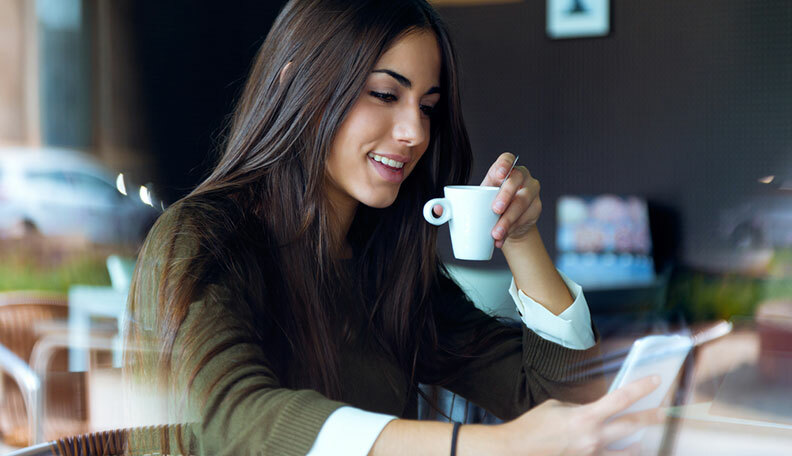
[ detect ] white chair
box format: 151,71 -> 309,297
67,255 -> 135,372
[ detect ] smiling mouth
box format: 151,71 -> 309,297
367,152 -> 405,169
367,152 -> 408,184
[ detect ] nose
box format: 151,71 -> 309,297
392,107 -> 427,147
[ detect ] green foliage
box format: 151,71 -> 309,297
0,238 -> 114,292
667,249 -> 792,322
768,248 -> 792,278
761,276 -> 792,302
668,272 -> 747,321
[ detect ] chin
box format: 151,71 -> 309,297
360,190 -> 399,209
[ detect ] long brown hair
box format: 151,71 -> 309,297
126,0 -> 486,404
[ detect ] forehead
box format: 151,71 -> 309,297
375,30 -> 442,87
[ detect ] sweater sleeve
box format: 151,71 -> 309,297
168,294 -> 347,456
418,269 -> 606,421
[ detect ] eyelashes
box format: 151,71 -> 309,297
369,91 -> 397,102
369,91 -> 435,116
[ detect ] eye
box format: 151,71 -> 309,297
371,91 -> 435,117
370,91 -> 397,102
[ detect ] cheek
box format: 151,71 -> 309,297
326,105 -> 382,181
343,103 -> 388,143
329,111 -> 367,159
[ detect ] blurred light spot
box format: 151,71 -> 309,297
116,173 -> 127,196
758,175 -> 775,184
139,185 -> 153,207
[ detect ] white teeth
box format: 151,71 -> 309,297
367,152 -> 405,169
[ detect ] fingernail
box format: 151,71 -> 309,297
497,167 -> 507,177
493,226 -> 505,239
494,200 -> 506,213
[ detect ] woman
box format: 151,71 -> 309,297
126,0 -> 660,454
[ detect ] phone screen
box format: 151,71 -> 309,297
607,334 -> 693,449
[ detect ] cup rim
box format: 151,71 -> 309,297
445,185 -> 499,191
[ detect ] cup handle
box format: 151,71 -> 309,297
423,198 -> 451,225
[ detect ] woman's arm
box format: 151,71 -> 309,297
421,269 -> 603,420
146,294 -> 347,455
502,226 -> 573,316
483,152 -> 575,316
369,376 -> 662,456
508,265 -> 595,349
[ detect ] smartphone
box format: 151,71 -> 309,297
607,333 -> 694,449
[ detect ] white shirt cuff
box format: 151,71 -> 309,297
307,406 -> 396,456
508,270 -> 595,350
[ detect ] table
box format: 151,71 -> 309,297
660,318 -> 792,455
67,285 -> 127,372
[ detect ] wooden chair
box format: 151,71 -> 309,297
0,292 -> 89,446
6,424 -> 195,456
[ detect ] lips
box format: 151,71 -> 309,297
368,153 -> 406,183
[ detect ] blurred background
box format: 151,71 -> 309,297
0,0 -> 790,454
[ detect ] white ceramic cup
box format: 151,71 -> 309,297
423,185 -> 500,261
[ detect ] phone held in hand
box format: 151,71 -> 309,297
607,334 -> 694,450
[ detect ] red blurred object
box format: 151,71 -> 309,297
756,300 -> 792,384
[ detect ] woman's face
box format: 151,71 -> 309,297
325,29 -> 442,212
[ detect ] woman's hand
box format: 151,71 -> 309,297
480,152 -> 541,249
370,378 -> 661,456
467,376 -> 663,456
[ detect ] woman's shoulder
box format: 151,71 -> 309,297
139,194 -> 274,295
136,196 -> 237,287
144,194 -> 241,257
141,200 -> 201,261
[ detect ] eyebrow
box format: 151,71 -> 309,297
372,68 -> 441,95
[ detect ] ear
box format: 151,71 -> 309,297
278,61 -> 293,85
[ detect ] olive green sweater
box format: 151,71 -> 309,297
127,208 -> 603,456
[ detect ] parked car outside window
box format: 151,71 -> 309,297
0,147 -> 160,245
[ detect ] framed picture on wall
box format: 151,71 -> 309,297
547,0 -> 610,39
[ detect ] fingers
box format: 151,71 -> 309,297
480,152 -> 544,248
601,407 -> 665,443
432,204 -> 444,217
492,188 -> 541,247
491,172 -> 539,246
492,165 -> 532,215
586,376 -> 661,420
480,152 -> 517,187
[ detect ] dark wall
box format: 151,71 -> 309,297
437,0 -> 792,267
128,0 -> 288,201
130,0 -> 792,269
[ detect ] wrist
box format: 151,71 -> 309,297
502,225 -> 540,256
457,423 -> 511,456
501,223 -> 573,315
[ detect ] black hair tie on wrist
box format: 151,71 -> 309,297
450,421 -> 462,456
